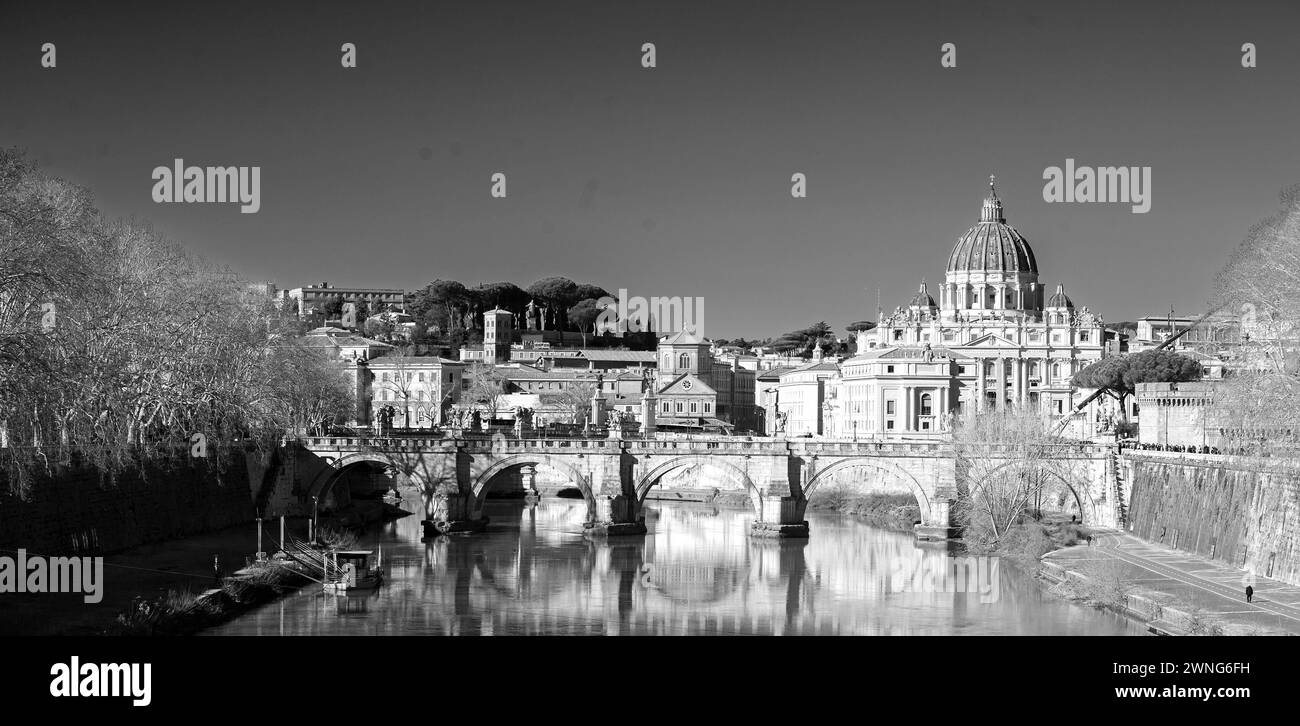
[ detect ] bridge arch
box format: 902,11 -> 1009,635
965,459 -> 1098,524
802,457 -> 934,524
635,455 -> 761,516
306,451 -> 404,502
470,454 -> 594,508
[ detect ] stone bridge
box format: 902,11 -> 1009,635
297,434 -> 1119,540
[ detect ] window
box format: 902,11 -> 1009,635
893,330 -> 903,341
886,365 -> 895,373
663,402 -> 670,413
886,420 -> 895,430
958,366 -> 967,374
1055,400 -> 1063,414
678,353 -> 690,369
920,393 -> 932,416
690,402 -> 697,413
1079,331 -> 1090,342
704,402 -> 711,413
886,401 -> 896,414
1052,362 -> 1061,379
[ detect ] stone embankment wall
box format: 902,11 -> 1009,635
0,448 -> 280,556
1124,450 -> 1300,587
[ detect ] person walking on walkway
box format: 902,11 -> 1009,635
1246,585 -> 1254,603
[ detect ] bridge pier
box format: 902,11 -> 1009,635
750,457 -> 809,538
584,494 -> 647,537
914,487 -> 960,541
585,462 -> 646,537
421,487 -> 488,539
750,496 -> 810,538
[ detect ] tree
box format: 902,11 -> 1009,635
1215,184 -> 1300,373
546,381 -> 596,426
769,322 -> 836,356
573,283 -> 610,303
363,316 -> 395,341
352,299 -> 370,325
409,279 -> 469,339
261,337 -> 356,436
0,148 -> 355,494
473,281 -> 530,317
951,405 -> 1077,548
459,364 -> 509,419
526,277 -> 580,338
321,294 -> 345,319
567,298 -> 603,346
1210,186 -> 1300,453
1072,350 -> 1202,421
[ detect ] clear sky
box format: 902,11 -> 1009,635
3,0 -> 1298,338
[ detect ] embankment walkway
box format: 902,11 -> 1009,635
1043,531 -> 1300,636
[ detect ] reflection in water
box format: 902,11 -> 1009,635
210,500 -> 1141,636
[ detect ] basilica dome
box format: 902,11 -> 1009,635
945,181 -> 1038,276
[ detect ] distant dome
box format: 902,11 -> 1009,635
909,280 -> 936,308
946,180 -> 1038,276
1047,284 -> 1074,308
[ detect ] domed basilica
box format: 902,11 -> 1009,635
825,178 -> 1107,437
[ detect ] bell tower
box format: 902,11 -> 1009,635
483,308 -> 514,364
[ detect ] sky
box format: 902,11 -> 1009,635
2,0 -> 1299,338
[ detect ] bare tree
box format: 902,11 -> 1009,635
0,148 -> 355,494
459,363 -> 508,420
1208,186 -> 1300,454
951,404 -> 1072,547
546,381 -> 597,425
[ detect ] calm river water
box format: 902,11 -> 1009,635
210,499 -> 1142,636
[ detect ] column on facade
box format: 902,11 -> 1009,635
902,386 -> 912,431
1041,356 -> 1050,409
976,357 -> 986,412
995,356 -> 1005,409
1012,358 -> 1022,406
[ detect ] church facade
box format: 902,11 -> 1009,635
825,180 -> 1108,437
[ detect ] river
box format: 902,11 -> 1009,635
209,498 -> 1143,636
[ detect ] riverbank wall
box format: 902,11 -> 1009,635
1122,450 -> 1300,588
0,448 -> 281,557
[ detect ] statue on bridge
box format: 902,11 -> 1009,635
469,408 -> 483,432
513,406 -> 534,435
376,405 -> 396,435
